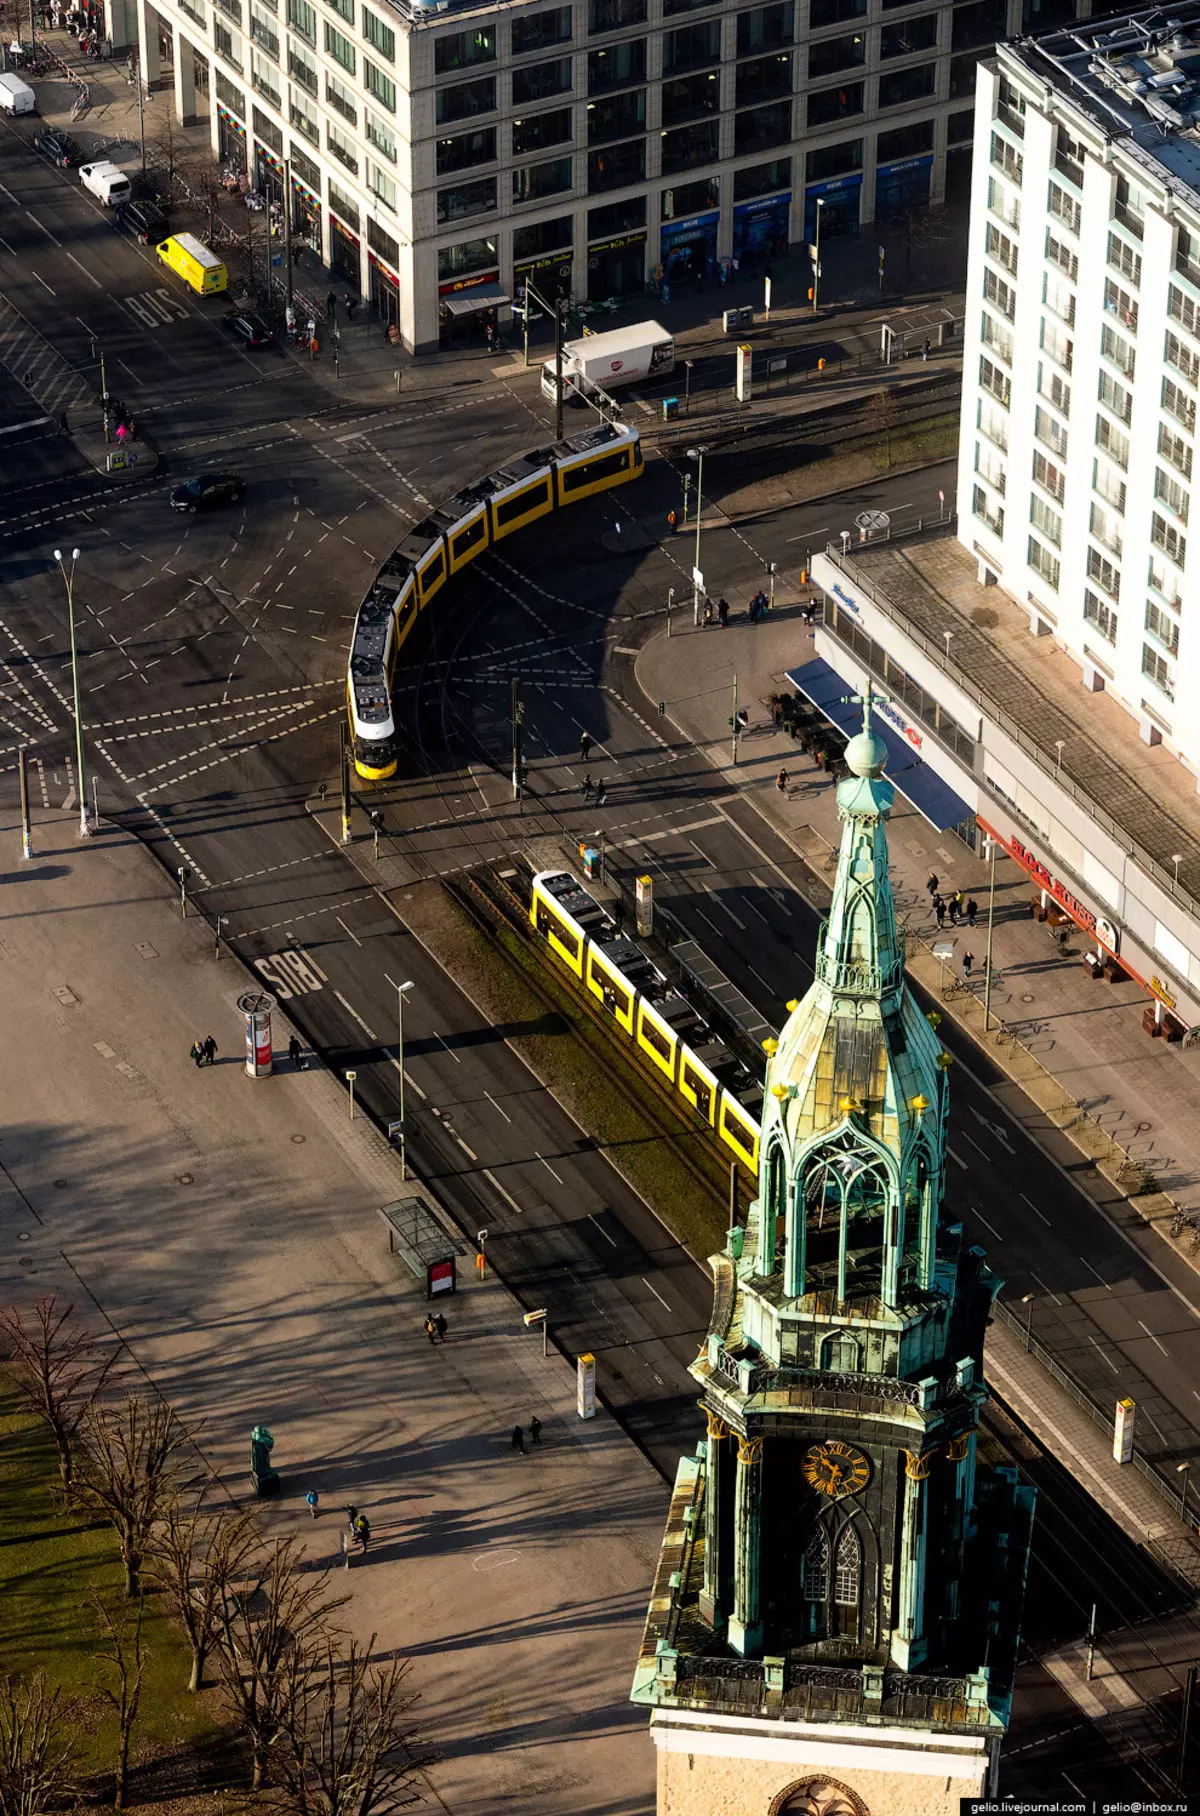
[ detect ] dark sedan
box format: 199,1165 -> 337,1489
169,473 -> 246,514
33,127 -> 83,168
224,311 -> 276,348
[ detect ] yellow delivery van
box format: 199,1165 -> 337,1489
156,232 -> 228,296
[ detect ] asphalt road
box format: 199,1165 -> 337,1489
0,120 -> 1194,1796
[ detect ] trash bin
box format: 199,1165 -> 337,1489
662,396 -> 679,420
723,306 -> 754,333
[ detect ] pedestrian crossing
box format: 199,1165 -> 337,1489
0,297 -> 95,426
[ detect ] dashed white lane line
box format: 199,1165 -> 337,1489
534,1150 -> 563,1184
1135,1318 -> 1170,1356
333,988 -> 378,1041
588,1212 -> 619,1247
641,1277 -> 673,1313
484,1091 -> 511,1123
335,916 -> 362,947
482,1167 -> 526,1217
433,1030 -> 461,1065
235,892 -> 375,940
1021,1189 -> 1052,1227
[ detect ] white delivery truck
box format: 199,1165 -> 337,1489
0,72 -> 37,114
541,320 -> 674,407
79,160 -> 133,206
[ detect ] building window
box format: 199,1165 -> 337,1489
589,195 -> 646,235
587,137 -> 645,190
512,5 -> 572,53
1029,537 -> 1060,591
214,23 -> 242,71
289,143 -> 319,189
1089,500 -> 1122,557
1086,545 -> 1120,599
327,179 -> 359,229
662,176 -> 719,216
1094,458 -> 1126,515
1104,276 -> 1138,333
1113,173 -> 1144,239
360,4 -> 393,59
288,42 -> 316,91
1152,512 -> 1187,570
947,104 -> 974,142
802,1528 -> 830,1601
982,311 -> 1012,364
1158,423 -> 1194,483
663,21 -> 720,71
809,0 -> 865,23
1177,224 -> 1200,288
1032,449 -> 1064,503
661,70 -> 721,123
437,176 -> 496,222
326,0 -> 353,21
436,76 -> 496,124
1099,369 -> 1132,425
662,120 -> 719,172
250,4 -> 278,59
990,130 -> 1022,185
434,26 -> 495,75
878,118 -> 933,161
513,57 -> 573,102
980,355 -> 1010,408
1165,329 -> 1200,389
877,60 -> 935,107
1034,405 -> 1067,459
1096,413 -> 1129,470
364,57 -> 395,111
288,88 -> 317,139
512,155 -> 573,203
367,217 -> 398,263
1045,230 -> 1077,283
1030,493 -> 1061,547
1047,180 -> 1080,235
437,128 -> 497,175
1107,231 -> 1141,288
1142,643 -> 1175,699
736,50 -> 792,105
518,106 -> 574,152
324,20 -> 354,70
589,0 -> 646,31
1101,323 -> 1135,379
881,11 -> 937,55
808,29 -> 864,76
834,1526 -> 861,1605
1146,600 -> 1180,657
734,100 -> 792,153
325,69 -> 356,124
738,0 -> 793,54
1156,466 -> 1190,523
978,399 -> 1008,452
325,120 -> 358,173
808,82 -> 863,125
975,440 -> 1005,495
734,156 -> 790,201
251,52 -> 280,107
973,484 -> 1004,536
588,37 -> 647,89
437,236 -> 497,281
286,0 -> 314,40
1039,364 -> 1070,416
366,107 -> 395,159
1054,124 -> 1084,187
367,161 -> 395,209
983,268 -> 1015,322
514,214 -> 573,257
1163,376 -> 1197,434
806,139 -> 861,181
1084,590 -> 1118,645
820,1332 -> 861,1370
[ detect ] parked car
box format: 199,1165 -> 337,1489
79,160 -> 132,206
223,310 -> 276,348
120,198 -> 170,244
169,473 -> 247,514
33,126 -> 82,166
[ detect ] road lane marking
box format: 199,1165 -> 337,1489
66,250 -> 102,289
1079,1256 -> 1111,1290
1030,1271 -> 1061,1304
947,1147 -> 967,1168
961,1131 -> 987,1157
1136,1318 -> 1170,1356
484,1091 -> 512,1122
1088,1333 -> 1120,1373
971,1205 -> 1004,1242
332,989 -> 378,1040
335,915 -> 362,946
1021,1190 -> 1051,1226
641,1277 -> 672,1312
433,1029 -> 461,1064
456,1135 -> 478,1161
25,209 -> 61,247
588,1213 -> 618,1247
482,1167 -> 525,1215
534,1150 -> 563,1184
30,270 -> 55,294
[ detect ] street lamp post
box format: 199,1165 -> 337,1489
983,836 -> 998,1034
1178,1459 -> 1191,1524
1021,1291 -> 1035,1350
53,548 -> 90,838
687,445 -> 706,626
394,978 -> 415,1178
812,198 -> 825,313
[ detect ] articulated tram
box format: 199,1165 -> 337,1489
530,868 -> 764,1177
346,422 -> 644,780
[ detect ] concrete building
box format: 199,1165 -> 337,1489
101,0 -> 1034,351
631,704 -> 1034,1816
797,4 -> 1200,1040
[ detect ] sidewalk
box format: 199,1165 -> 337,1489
0,806 -> 663,1815
635,606 -> 1200,1230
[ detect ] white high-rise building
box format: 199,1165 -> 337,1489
959,6 -> 1200,768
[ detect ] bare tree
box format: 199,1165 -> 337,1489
0,1673 -> 78,1815
214,1537 -> 347,1793
92,1595 -> 146,1812
150,107 -> 186,197
72,1394 -> 191,1597
149,1496 -> 259,1693
866,388 -> 901,469
274,1635 -> 425,1816
0,1293 -> 118,1492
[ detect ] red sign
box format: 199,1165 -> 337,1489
429,1258 -> 455,1294
983,820 -> 1097,934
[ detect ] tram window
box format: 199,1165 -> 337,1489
452,516 -> 486,558
539,903 -> 579,960
590,957 -> 630,1017
721,1102 -> 756,1159
683,1060 -> 711,1117
421,547 -> 446,587
639,1013 -> 673,1060
561,447 -> 630,491
495,478 -> 551,525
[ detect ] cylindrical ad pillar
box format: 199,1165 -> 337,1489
237,990 -> 276,1077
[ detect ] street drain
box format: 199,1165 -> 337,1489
54,1180 -> 69,1189
292,1134 -> 306,1144
177,1173 -> 194,1185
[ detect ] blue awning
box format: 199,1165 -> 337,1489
786,656 -> 973,833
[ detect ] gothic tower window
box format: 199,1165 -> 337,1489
820,1332 -> 861,1372
802,1526 -> 829,1602
834,1524 -> 861,1639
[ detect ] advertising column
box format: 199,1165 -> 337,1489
238,989 -> 275,1077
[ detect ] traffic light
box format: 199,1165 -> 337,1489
658,700 -> 666,717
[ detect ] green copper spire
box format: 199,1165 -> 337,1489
818,684 -> 903,1006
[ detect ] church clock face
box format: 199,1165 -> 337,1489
802,1440 -> 871,1498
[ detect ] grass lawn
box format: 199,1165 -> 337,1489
0,1373 -> 239,1802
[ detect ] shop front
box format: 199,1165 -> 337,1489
875,152 -> 933,221
368,251 -> 400,327
216,103 -> 247,173
659,210 -> 719,287
254,142 -> 285,204
290,177 -> 321,253
732,192 -> 790,262
330,215 -> 360,286
587,229 -> 646,298
514,247 -> 573,305
803,172 -> 862,242
438,269 -> 508,344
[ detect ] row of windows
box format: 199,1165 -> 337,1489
435,97 -> 805,177
438,156 -> 792,224
433,0 -> 796,75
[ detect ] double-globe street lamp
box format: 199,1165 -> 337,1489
392,977 -> 416,1179
53,547 -> 90,838
687,445 -> 707,627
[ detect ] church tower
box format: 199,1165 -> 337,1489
632,699 -> 1034,1816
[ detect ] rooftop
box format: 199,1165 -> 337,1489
827,531 -> 1200,915
1012,1 -> 1200,207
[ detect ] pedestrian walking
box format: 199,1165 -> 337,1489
288,1033 -> 302,1067
345,1505 -> 358,1530
947,896 -> 960,924
580,731 -> 592,763
202,1034 -> 217,1066
717,597 -> 729,628
189,1037 -> 204,1067
305,1489 -> 319,1519
966,898 -> 978,928
346,297 -> 357,322
530,1415 -> 542,1446
424,1315 -> 438,1345
326,290 -> 337,320
934,897 -> 946,929
596,778 -> 607,807
309,334 -> 319,362
962,951 -> 975,981
667,509 -> 678,536
511,1424 -> 526,1454
926,871 -> 939,896
434,1312 -> 447,1341
582,775 -> 593,803
115,421 -> 128,444
59,411 -> 70,436
353,1513 -> 370,1552
777,768 -> 788,795
922,337 -> 931,361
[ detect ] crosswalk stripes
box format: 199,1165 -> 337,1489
0,297 -> 95,424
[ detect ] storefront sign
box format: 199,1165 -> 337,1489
1096,916 -> 1120,953
438,267 -> 499,297
1151,975 -> 1178,1010
660,208 -> 719,234
733,191 -> 791,223
874,695 -> 922,751
875,153 -> 935,179
805,172 -> 864,199
587,229 -> 646,256
999,829 -> 1098,934
831,583 -> 859,616
514,251 -> 572,281
216,103 -> 246,137
256,144 -> 285,178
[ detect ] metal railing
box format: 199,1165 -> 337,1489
824,543 -> 1200,922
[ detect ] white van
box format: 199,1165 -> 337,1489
79,160 -> 132,206
0,73 -> 36,115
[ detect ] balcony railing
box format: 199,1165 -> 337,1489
326,136 -> 359,174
